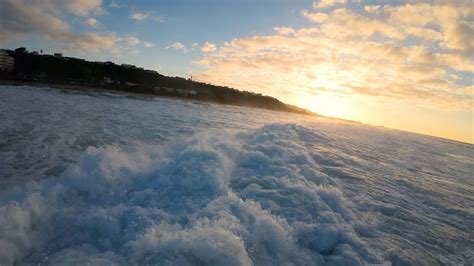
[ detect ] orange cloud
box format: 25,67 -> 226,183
201,42 -> 217,53
193,2 -> 473,113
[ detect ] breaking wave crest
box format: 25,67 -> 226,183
0,124 -> 384,265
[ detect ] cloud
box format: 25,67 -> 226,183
364,5 -> 380,13
167,42 -> 186,52
380,2 -> 474,55
63,0 -> 104,16
312,0 -> 347,9
57,32 -> 122,53
9,0 -> 106,17
144,41 -> 154,48
0,0 -> 68,40
109,0 -> 121,8
85,18 -> 98,27
404,26 -> 442,41
273,27 -> 295,35
130,11 -> 164,22
0,0 -> 141,54
301,10 -> 328,23
318,9 -> 405,40
193,2 -> 474,112
130,12 -> 148,21
201,42 -> 217,53
126,36 -> 140,46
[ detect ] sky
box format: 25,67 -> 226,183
1,0 -> 473,143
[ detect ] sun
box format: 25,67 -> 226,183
299,93 -> 352,119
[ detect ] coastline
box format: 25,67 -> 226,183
0,79 -> 315,116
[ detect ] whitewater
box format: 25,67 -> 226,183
0,85 -> 472,265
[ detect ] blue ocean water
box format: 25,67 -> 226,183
0,85 -> 473,265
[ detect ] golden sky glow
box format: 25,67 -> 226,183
193,1 -> 473,143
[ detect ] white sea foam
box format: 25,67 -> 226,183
0,124 -> 381,265
0,86 -> 473,265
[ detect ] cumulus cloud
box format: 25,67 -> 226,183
381,2 -> 474,55
193,2 -> 474,112
144,41 -> 154,48
364,5 -> 380,13
313,0 -> 347,9
274,27 -> 295,35
126,36 -> 140,46
0,0 -> 129,53
85,18 -> 98,27
201,42 -> 217,53
167,42 -> 187,52
320,9 -> 405,40
301,10 -> 329,23
1,0 -> 69,40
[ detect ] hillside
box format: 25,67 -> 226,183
0,48 -> 313,115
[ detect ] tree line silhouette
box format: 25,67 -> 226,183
2,47 -> 311,114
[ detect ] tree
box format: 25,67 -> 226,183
14,47 -> 27,53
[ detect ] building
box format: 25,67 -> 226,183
54,53 -> 63,57
164,87 -> 174,93
176,89 -> 198,96
0,50 -> 14,72
121,64 -> 136,69
102,76 -> 113,84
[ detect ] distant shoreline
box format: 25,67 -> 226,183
1,48 -> 318,116
0,80 -> 315,116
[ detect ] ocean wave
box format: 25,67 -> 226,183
0,124 -> 384,265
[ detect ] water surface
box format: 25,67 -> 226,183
0,85 -> 472,265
